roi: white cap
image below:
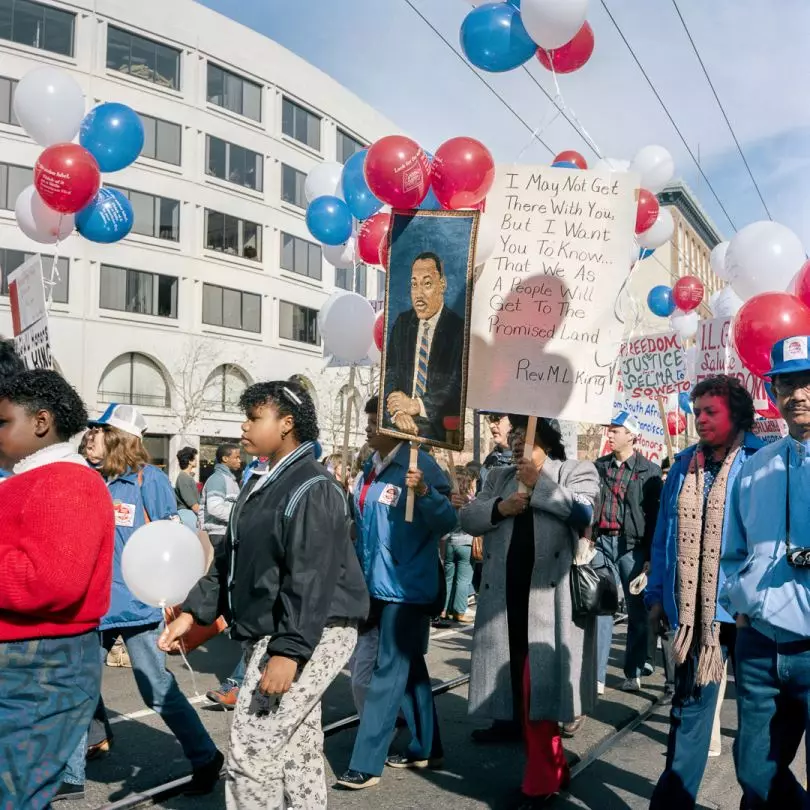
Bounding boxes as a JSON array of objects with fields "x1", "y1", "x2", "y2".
[{"x1": 89, "y1": 403, "x2": 148, "y2": 438}]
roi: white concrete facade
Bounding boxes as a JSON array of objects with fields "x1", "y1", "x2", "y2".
[{"x1": 0, "y1": 0, "x2": 394, "y2": 477}]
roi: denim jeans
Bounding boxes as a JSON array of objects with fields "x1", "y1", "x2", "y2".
[
  {"x1": 734, "y1": 626, "x2": 809, "y2": 809},
  {"x1": 595, "y1": 534, "x2": 649, "y2": 681},
  {"x1": 0, "y1": 631, "x2": 101, "y2": 809},
  {"x1": 443, "y1": 542, "x2": 474, "y2": 616},
  {"x1": 228, "y1": 649, "x2": 247, "y2": 688},
  {"x1": 64, "y1": 623, "x2": 218, "y2": 785}
]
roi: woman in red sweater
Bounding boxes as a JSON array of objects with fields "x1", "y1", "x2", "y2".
[{"x1": 0, "y1": 369, "x2": 114, "y2": 810}]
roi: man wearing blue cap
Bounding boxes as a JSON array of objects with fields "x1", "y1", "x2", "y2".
[
  {"x1": 594, "y1": 411, "x2": 662, "y2": 694},
  {"x1": 722, "y1": 336, "x2": 810, "y2": 807}
]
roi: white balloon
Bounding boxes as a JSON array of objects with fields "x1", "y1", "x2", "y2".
[
  {"x1": 318, "y1": 290, "x2": 346, "y2": 334},
  {"x1": 323, "y1": 239, "x2": 356, "y2": 270},
  {"x1": 726, "y1": 221, "x2": 805, "y2": 302},
  {"x1": 593, "y1": 157, "x2": 631, "y2": 173},
  {"x1": 710, "y1": 241, "x2": 730, "y2": 281},
  {"x1": 121, "y1": 521, "x2": 205, "y2": 608},
  {"x1": 13, "y1": 66, "x2": 85, "y2": 147},
  {"x1": 474, "y1": 213, "x2": 497, "y2": 266},
  {"x1": 366, "y1": 342, "x2": 381, "y2": 366},
  {"x1": 670, "y1": 308, "x2": 699, "y2": 339},
  {"x1": 520, "y1": 0, "x2": 589, "y2": 50},
  {"x1": 630, "y1": 145, "x2": 674, "y2": 194},
  {"x1": 15, "y1": 185, "x2": 74, "y2": 244},
  {"x1": 685, "y1": 345, "x2": 698, "y2": 384},
  {"x1": 637, "y1": 208, "x2": 674, "y2": 250},
  {"x1": 709, "y1": 286, "x2": 743, "y2": 318},
  {"x1": 321, "y1": 292, "x2": 376, "y2": 363},
  {"x1": 305, "y1": 161, "x2": 344, "y2": 204}
]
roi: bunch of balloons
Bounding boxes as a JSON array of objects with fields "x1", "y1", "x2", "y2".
[
  {"x1": 461, "y1": 0, "x2": 594, "y2": 75},
  {"x1": 305, "y1": 134, "x2": 498, "y2": 276},
  {"x1": 13, "y1": 66, "x2": 143, "y2": 246},
  {"x1": 318, "y1": 290, "x2": 379, "y2": 365}
]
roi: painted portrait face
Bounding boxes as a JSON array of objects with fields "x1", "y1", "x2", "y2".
[{"x1": 411, "y1": 257, "x2": 447, "y2": 321}]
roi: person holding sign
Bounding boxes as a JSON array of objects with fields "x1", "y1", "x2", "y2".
[
  {"x1": 646, "y1": 376, "x2": 763, "y2": 809},
  {"x1": 460, "y1": 416, "x2": 599, "y2": 807}
]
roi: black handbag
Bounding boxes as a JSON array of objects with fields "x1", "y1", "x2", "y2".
[{"x1": 570, "y1": 559, "x2": 619, "y2": 618}]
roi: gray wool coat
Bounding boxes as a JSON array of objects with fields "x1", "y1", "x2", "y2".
[{"x1": 460, "y1": 458, "x2": 600, "y2": 724}]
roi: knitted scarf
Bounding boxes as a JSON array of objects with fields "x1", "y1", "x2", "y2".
[{"x1": 673, "y1": 434, "x2": 742, "y2": 686}]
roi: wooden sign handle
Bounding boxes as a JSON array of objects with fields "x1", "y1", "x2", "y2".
[
  {"x1": 517, "y1": 415, "x2": 537, "y2": 494},
  {"x1": 405, "y1": 442, "x2": 419, "y2": 523},
  {"x1": 657, "y1": 396, "x2": 675, "y2": 465}
]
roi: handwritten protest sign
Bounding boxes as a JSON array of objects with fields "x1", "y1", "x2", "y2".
[
  {"x1": 620, "y1": 331, "x2": 688, "y2": 399},
  {"x1": 467, "y1": 165, "x2": 639, "y2": 423},
  {"x1": 599, "y1": 375, "x2": 667, "y2": 463},
  {"x1": 7, "y1": 255, "x2": 52, "y2": 370}
]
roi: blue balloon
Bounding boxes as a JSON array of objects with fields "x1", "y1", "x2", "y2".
[
  {"x1": 638, "y1": 247, "x2": 655, "y2": 261},
  {"x1": 552, "y1": 160, "x2": 580, "y2": 170},
  {"x1": 765, "y1": 381, "x2": 778, "y2": 408},
  {"x1": 80, "y1": 103, "x2": 145, "y2": 173},
  {"x1": 647, "y1": 285, "x2": 676, "y2": 318},
  {"x1": 341, "y1": 150, "x2": 383, "y2": 221},
  {"x1": 460, "y1": 3, "x2": 537, "y2": 73},
  {"x1": 76, "y1": 188, "x2": 134, "y2": 244},
  {"x1": 678, "y1": 392, "x2": 692, "y2": 415},
  {"x1": 306, "y1": 196, "x2": 353, "y2": 245}
]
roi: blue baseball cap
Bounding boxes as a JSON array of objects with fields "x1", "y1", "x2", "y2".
[
  {"x1": 606, "y1": 411, "x2": 641, "y2": 435},
  {"x1": 765, "y1": 336, "x2": 810, "y2": 378}
]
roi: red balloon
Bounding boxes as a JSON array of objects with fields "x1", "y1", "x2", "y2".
[
  {"x1": 536, "y1": 22, "x2": 595, "y2": 74},
  {"x1": 757, "y1": 400, "x2": 781, "y2": 419},
  {"x1": 554, "y1": 150, "x2": 588, "y2": 170},
  {"x1": 431, "y1": 137, "x2": 495, "y2": 210},
  {"x1": 673, "y1": 276, "x2": 705, "y2": 313},
  {"x1": 357, "y1": 212, "x2": 390, "y2": 265},
  {"x1": 379, "y1": 237, "x2": 390, "y2": 271},
  {"x1": 373, "y1": 312, "x2": 385, "y2": 351},
  {"x1": 667, "y1": 411, "x2": 686, "y2": 436},
  {"x1": 364, "y1": 135, "x2": 430, "y2": 209},
  {"x1": 733, "y1": 292, "x2": 810, "y2": 378},
  {"x1": 34, "y1": 143, "x2": 101, "y2": 214},
  {"x1": 636, "y1": 189, "x2": 659, "y2": 234},
  {"x1": 793, "y1": 260, "x2": 810, "y2": 309}
]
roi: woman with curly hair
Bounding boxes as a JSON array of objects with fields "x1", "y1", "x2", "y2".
[
  {"x1": 0, "y1": 370, "x2": 114, "y2": 809},
  {"x1": 161, "y1": 380, "x2": 368, "y2": 809},
  {"x1": 646, "y1": 375, "x2": 762, "y2": 808}
]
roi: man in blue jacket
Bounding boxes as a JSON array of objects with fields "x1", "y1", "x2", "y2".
[
  {"x1": 336, "y1": 396, "x2": 457, "y2": 790},
  {"x1": 722, "y1": 336, "x2": 810, "y2": 808}
]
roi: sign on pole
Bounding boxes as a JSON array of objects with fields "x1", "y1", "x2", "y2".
[
  {"x1": 7, "y1": 254, "x2": 52, "y2": 371},
  {"x1": 467, "y1": 165, "x2": 639, "y2": 423},
  {"x1": 620, "y1": 331, "x2": 688, "y2": 400}
]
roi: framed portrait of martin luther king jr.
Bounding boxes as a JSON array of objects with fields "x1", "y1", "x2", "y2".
[{"x1": 379, "y1": 209, "x2": 478, "y2": 452}]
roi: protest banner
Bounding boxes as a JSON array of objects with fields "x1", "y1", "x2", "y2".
[
  {"x1": 752, "y1": 418, "x2": 787, "y2": 445},
  {"x1": 467, "y1": 165, "x2": 639, "y2": 424},
  {"x1": 7, "y1": 255, "x2": 52, "y2": 370},
  {"x1": 620, "y1": 331, "x2": 688, "y2": 400}
]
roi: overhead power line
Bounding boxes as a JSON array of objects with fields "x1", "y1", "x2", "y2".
[{"x1": 669, "y1": 0, "x2": 773, "y2": 221}]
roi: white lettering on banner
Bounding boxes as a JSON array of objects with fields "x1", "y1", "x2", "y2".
[
  {"x1": 620, "y1": 331, "x2": 688, "y2": 399},
  {"x1": 8, "y1": 255, "x2": 47, "y2": 335},
  {"x1": 467, "y1": 165, "x2": 639, "y2": 422},
  {"x1": 752, "y1": 418, "x2": 788, "y2": 445},
  {"x1": 14, "y1": 316, "x2": 52, "y2": 370},
  {"x1": 599, "y1": 376, "x2": 666, "y2": 464}
]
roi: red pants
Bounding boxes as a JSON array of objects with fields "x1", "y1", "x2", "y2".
[{"x1": 521, "y1": 657, "x2": 570, "y2": 796}]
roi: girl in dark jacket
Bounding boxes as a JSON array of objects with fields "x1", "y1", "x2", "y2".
[{"x1": 161, "y1": 380, "x2": 369, "y2": 809}]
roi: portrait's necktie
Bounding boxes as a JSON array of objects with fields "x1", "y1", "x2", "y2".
[{"x1": 414, "y1": 323, "x2": 431, "y2": 398}]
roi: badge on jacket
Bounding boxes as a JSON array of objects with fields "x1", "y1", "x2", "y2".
[
  {"x1": 378, "y1": 484, "x2": 402, "y2": 507},
  {"x1": 114, "y1": 501, "x2": 136, "y2": 527}
]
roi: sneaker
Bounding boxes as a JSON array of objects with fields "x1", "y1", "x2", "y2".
[
  {"x1": 621, "y1": 677, "x2": 641, "y2": 692},
  {"x1": 52, "y1": 783, "x2": 85, "y2": 802},
  {"x1": 385, "y1": 753, "x2": 444, "y2": 770},
  {"x1": 184, "y1": 750, "x2": 224, "y2": 796},
  {"x1": 642, "y1": 662, "x2": 654, "y2": 677},
  {"x1": 206, "y1": 682, "x2": 239, "y2": 709},
  {"x1": 471, "y1": 720, "x2": 522, "y2": 743},
  {"x1": 596, "y1": 681, "x2": 605, "y2": 696},
  {"x1": 334, "y1": 769, "x2": 381, "y2": 790},
  {"x1": 106, "y1": 639, "x2": 131, "y2": 668}
]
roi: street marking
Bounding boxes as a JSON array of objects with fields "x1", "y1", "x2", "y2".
[
  {"x1": 108, "y1": 694, "x2": 208, "y2": 725},
  {"x1": 431, "y1": 625, "x2": 475, "y2": 641}
]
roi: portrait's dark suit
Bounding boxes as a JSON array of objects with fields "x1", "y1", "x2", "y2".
[{"x1": 384, "y1": 306, "x2": 465, "y2": 442}]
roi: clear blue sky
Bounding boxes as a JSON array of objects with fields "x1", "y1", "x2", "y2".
[{"x1": 198, "y1": 0, "x2": 810, "y2": 246}]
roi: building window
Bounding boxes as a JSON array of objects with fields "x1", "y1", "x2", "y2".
[
  {"x1": 376, "y1": 269, "x2": 386, "y2": 299},
  {"x1": 279, "y1": 301, "x2": 319, "y2": 346},
  {"x1": 205, "y1": 135, "x2": 263, "y2": 192},
  {"x1": 0, "y1": 76, "x2": 18, "y2": 126},
  {"x1": 139, "y1": 113, "x2": 181, "y2": 165},
  {"x1": 143, "y1": 434, "x2": 170, "y2": 470},
  {"x1": 0, "y1": 161, "x2": 29, "y2": 210},
  {"x1": 99, "y1": 264, "x2": 178, "y2": 319},
  {"x1": 280, "y1": 233, "x2": 321, "y2": 281},
  {"x1": 203, "y1": 364, "x2": 249, "y2": 413},
  {"x1": 334, "y1": 264, "x2": 367, "y2": 294},
  {"x1": 354, "y1": 263, "x2": 367, "y2": 297},
  {"x1": 335, "y1": 267, "x2": 351, "y2": 291},
  {"x1": 98, "y1": 352, "x2": 170, "y2": 408},
  {"x1": 0, "y1": 249, "x2": 68, "y2": 304},
  {"x1": 205, "y1": 209, "x2": 262, "y2": 262},
  {"x1": 281, "y1": 164, "x2": 306, "y2": 209},
  {"x1": 281, "y1": 97, "x2": 321, "y2": 151},
  {"x1": 106, "y1": 25, "x2": 180, "y2": 90},
  {"x1": 107, "y1": 186, "x2": 180, "y2": 241},
  {"x1": 202, "y1": 283, "x2": 261, "y2": 334},
  {"x1": 0, "y1": 0, "x2": 75, "y2": 56},
  {"x1": 207, "y1": 63, "x2": 261, "y2": 122},
  {"x1": 337, "y1": 128, "x2": 364, "y2": 164}
]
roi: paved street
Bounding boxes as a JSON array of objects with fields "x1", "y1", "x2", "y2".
[{"x1": 73, "y1": 622, "x2": 804, "y2": 809}]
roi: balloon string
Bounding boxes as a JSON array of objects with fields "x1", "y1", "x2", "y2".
[
  {"x1": 515, "y1": 106, "x2": 561, "y2": 163},
  {"x1": 547, "y1": 59, "x2": 604, "y2": 160},
  {"x1": 162, "y1": 606, "x2": 201, "y2": 699},
  {"x1": 44, "y1": 219, "x2": 63, "y2": 309}
]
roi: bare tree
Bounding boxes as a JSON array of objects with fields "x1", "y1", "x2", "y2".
[{"x1": 319, "y1": 364, "x2": 380, "y2": 457}]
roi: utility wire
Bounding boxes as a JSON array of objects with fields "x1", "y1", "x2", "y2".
[{"x1": 669, "y1": 0, "x2": 773, "y2": 221}]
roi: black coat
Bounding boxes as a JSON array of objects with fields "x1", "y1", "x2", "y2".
[
  {"x1": 183, "y1": 441, "x2": 369, "y2": 662},
  {"x1": 594, "y1": 451, "x2": 663, "y2": 558},
  {"x1": 383, "y1": 306, "x2": 465, "y2": 441}
]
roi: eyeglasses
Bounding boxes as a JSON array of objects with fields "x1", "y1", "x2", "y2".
[{"x1": 785, "y1": 455, "x2": 810, "y2": 568}]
